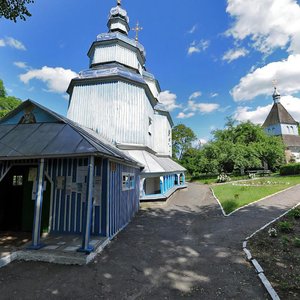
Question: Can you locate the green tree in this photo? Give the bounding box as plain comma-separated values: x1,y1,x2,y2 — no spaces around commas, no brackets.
183,120,286,175
0,79,22,118
0,0,34,22
172,124,197,160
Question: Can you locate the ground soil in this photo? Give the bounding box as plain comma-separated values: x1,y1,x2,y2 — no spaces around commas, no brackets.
248,211,300,299
0,231,31,257
0,183,299,299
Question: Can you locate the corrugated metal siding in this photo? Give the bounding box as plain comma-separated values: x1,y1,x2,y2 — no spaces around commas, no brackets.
153,114,172,156
93,45,117,65
108,162,139,237
68,81,154,148
92,45,140,70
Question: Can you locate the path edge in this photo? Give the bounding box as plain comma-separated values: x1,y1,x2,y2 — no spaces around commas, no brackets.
210,183,300,217
243,202,300,300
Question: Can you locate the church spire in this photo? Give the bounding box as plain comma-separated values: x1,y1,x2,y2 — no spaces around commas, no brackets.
108,0,130,35
272,86,281,104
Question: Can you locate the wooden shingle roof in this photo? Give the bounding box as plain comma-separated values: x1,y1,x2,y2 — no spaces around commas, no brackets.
262,103,298,127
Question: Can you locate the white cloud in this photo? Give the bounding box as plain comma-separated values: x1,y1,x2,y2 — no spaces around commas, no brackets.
234,95,300,123
226,0,300,54
20,66,77,94
188,40,210,55
231,54,300,101
158,90,181,112
177,112,195,119
0,37,26,50
188,24,197,34
14,61,29,69
234,105,272,124
222,48,249,62
210,93,219,98
188,100,220,113
189,91,202,100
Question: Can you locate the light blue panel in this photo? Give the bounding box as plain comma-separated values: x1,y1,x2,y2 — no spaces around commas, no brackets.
2,106,58,125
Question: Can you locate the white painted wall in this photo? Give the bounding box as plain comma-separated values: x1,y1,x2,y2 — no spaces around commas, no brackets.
265,124,299,136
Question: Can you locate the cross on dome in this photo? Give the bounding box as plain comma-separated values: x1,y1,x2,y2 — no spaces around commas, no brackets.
117,0,121,6
133,21,143,41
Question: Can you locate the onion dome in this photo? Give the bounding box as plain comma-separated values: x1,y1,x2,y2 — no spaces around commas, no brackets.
107,1,130,35
273,87,281,103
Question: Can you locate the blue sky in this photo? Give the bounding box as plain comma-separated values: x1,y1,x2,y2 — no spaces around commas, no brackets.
1,0,300,144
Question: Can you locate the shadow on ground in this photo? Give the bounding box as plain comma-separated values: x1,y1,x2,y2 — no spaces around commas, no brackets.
0,183,298,299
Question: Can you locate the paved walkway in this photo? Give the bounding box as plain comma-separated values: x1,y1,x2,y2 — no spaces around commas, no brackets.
0,183,299,299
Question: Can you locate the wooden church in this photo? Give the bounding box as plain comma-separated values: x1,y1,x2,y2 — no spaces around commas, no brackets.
67,1,186,200
263,87,300,162
0,1,185,254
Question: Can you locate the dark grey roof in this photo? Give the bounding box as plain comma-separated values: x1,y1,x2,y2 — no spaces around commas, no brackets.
282,135,300,147
263,103,298,127
0,100,138,165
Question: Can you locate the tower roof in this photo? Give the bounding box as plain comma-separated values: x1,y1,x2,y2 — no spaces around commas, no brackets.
263,102,298,127
107,1,130,35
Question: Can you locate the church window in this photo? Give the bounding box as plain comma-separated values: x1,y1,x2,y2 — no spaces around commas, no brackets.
287,126,291,133
291,126,294,134
122,173,135,191
148,117,153,136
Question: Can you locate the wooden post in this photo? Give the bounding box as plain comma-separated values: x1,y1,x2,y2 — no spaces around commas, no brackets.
29,158,45,250
78,156,95,253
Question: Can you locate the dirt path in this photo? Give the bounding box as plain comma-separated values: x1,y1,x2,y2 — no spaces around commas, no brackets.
0,183,299,299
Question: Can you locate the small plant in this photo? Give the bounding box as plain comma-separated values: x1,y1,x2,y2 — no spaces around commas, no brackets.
288,208,300,219
268,227,278,237
278,221,293,233
281,235,290,247
204,180,209,185
234,193,239,200
293,237,300,248
217,173,231,183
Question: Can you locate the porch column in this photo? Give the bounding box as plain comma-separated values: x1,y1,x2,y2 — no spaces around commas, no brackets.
177,174,180,185
160,176,164,194
140,178,146,197
30,158,45,249
78,156,95,254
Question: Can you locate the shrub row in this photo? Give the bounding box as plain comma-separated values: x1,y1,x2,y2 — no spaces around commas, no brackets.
280,163,300,175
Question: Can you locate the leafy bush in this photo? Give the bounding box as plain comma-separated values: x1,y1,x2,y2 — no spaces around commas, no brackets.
277,221,294,233
288,208,300,219
280,163,300,176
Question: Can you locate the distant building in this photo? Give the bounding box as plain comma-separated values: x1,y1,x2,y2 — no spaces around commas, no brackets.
67,1,186,200
263,88,300,162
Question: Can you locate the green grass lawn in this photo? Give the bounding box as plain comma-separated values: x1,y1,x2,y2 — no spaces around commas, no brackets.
212,175,300,214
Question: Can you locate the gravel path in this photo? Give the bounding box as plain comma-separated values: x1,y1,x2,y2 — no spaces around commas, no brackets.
0,183,299,299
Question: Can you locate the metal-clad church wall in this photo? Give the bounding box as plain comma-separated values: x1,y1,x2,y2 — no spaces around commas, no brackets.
68,81,154,148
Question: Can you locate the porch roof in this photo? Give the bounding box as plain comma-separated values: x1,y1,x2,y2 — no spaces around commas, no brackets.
124,150,186,175
0,100,138,165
